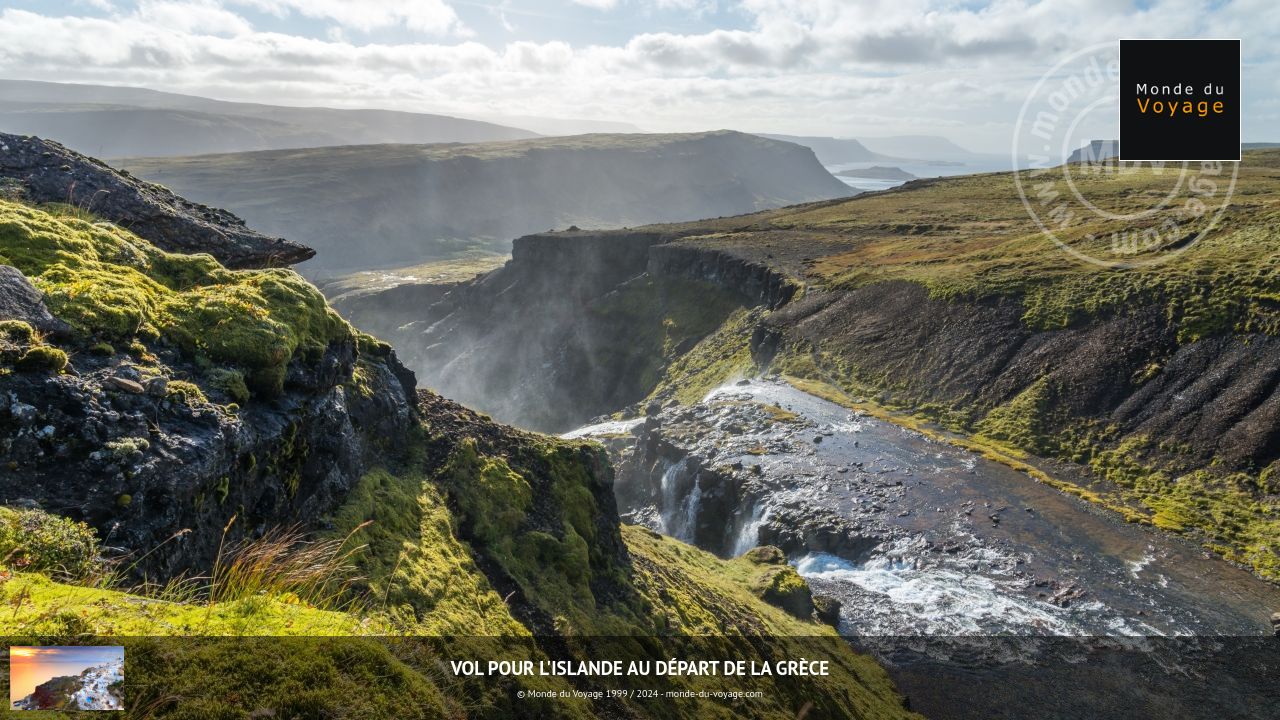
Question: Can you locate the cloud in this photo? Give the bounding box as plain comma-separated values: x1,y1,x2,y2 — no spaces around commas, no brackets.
137,0,253,36
228,0,467,35
0,1,1274,151
569,0,620,9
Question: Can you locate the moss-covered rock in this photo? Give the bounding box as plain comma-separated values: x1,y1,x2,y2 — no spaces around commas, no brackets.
0,318,35,344
13,345,67,373
0,199,353,399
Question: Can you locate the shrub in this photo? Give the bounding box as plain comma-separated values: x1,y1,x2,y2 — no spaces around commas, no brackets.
14,346,67,373
0,507,100,580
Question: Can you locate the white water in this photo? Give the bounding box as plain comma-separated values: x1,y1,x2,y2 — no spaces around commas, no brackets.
658,458,689,537
560,417,644,439
732,504,768,557
795,551,1085,635
676,477,702,543
1127,547,1156,578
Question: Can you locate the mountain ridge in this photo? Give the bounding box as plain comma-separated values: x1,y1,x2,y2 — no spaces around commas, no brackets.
119,130,856,274
0,78,538,157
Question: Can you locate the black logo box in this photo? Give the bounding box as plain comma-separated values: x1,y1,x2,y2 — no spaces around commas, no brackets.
1119,39,1240,161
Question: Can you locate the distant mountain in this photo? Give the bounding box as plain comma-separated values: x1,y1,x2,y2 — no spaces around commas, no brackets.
757,134,889,164
0,79,536,156
857,135,977,161
1068,140,1119,163
120,130,855,275
472,115,643,135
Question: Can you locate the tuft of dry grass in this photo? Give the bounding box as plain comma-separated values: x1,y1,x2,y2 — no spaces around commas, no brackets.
208,517,372,611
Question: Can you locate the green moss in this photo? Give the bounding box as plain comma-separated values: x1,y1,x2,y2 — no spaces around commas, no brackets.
346,362,376,399
0,319,35,344
88,341,115,356
446,439,532,545
0,507,100,580
270,422,308,497
750,564,814,619
207,367,250,404
14,345,67,373
327,467,528,636
356,331,393,358
647,308,758,406
0,199,356,399
165,379,207,405
975,377,1057,455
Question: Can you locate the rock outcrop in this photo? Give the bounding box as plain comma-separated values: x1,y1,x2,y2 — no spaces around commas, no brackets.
0,145,408,575
0,133,313,268
0,265,70,337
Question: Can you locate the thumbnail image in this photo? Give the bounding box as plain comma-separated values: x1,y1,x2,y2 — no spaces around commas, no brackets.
10,646,123,711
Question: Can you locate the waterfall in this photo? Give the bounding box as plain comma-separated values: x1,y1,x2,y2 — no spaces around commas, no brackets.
658,458,689,535
731,504,768,557
676,477,702,543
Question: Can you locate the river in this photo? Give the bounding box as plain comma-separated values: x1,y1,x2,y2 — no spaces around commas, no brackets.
568,377,1280,718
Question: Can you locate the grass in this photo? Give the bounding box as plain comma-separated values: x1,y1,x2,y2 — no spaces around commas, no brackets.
686,154,1280,342
208,519,371,611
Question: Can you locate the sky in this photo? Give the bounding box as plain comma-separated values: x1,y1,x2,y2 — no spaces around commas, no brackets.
0,0,1275,153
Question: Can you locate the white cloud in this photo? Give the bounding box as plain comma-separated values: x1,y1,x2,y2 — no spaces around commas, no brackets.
229,0,467,35
137,1,253,36
569,0,620,10
0,1,1274,151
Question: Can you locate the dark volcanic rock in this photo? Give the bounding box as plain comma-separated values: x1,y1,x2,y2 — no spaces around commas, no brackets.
0,133,313,268
0,335,419,578
0,264,70,337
